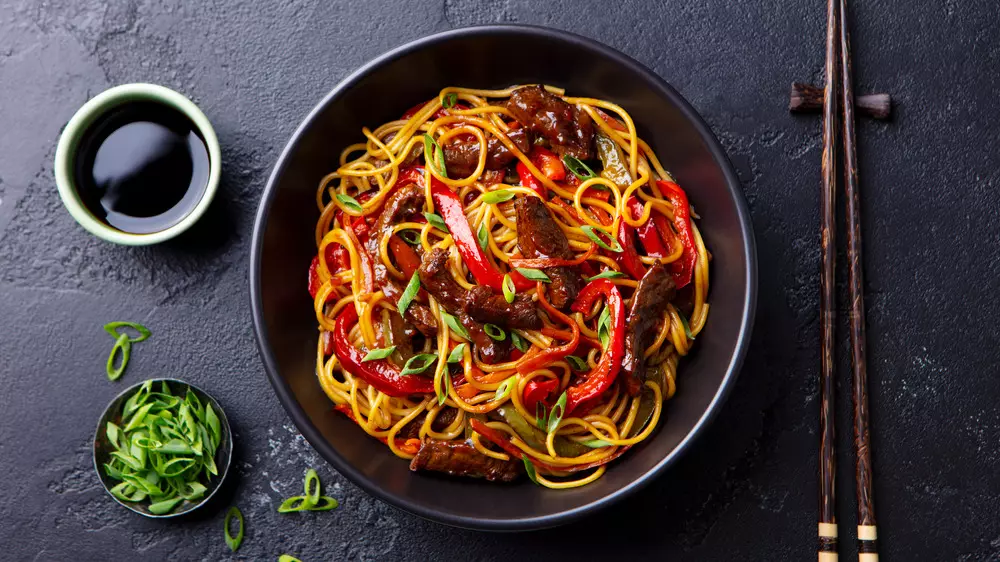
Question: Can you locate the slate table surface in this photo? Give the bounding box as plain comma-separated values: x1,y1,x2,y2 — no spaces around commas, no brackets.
2,0,998,560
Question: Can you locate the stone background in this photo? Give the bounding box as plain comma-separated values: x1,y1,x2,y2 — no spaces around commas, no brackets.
2,0,998,560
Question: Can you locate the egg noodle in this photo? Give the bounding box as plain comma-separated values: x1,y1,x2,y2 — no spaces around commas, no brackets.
310,85,710,488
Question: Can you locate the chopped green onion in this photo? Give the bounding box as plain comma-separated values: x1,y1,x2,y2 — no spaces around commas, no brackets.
149,496,183,515
277,495,308,513
102,381,225,515
442,92,458,109
362,346,396,362
597,307,612,349
580,439,614,448
436,374,451,406
511,331,530,353
303,469,321,507
441,311,470,340
279,556,303,562
586,270,626,281
483,323,506,341
502,274,515,303
476,221,489,251
397,273,421,317
547,391,568,434
494,376,516,401
515,267,551,283
447,343,466,363
106,333,131,381
562,155,596,180
398,229,420,244
678,309,695,340
481,189,516,205
422,133,448,178
423,212,449,233
523,457,540,485
103,321,151,342
224,506,244,551
535,402,548,430
400,354,438,376
565,355,588,371
581,225,623,253
335,193,364,214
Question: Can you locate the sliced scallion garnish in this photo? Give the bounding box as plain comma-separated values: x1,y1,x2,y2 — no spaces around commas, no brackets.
581,225,623,253
335,193,363,214
441,312,470,340
515,267,551,283
447,343,466,364
400,354,438,377
597,307,612,349
277,469,339,513
398,229,420,245
494,376,516,401
586,270,626,281
103,321,151,342
362,346,396,362
442,92,458,109
397,273,421,317
106,333,131,381
502,274,515,303
562,155,596,180
678,309,695,340
481,189,515,205
523,457,540,485
580,439,614,448
477,221,489,251
483,323,506,341
511,331,530,353
422,133,448,178
423,212,449,233
565,355,588,371
546,391,568,434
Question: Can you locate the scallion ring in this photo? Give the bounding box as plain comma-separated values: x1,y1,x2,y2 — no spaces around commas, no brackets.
546,391,568,434
442,92,458,109
441,312,470,340
103,321,151,342
447,343,466,364
502,274,516,303
523,457,540,485
476,221,489,251
362,346,396,362
494,376,516,402
224,506,244,552
481,189,515,205
303,468,321,507
397,229,420,245
422,133,448,178
423,212,449,233
106,333,131,381
586,270,625,281
515,267,551,283
400,353,438,376
483,323,506,341
511,331,530,353
565,355,588,371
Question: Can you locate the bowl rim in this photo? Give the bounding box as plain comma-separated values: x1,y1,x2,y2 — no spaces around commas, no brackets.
92,377,234,518
249,23,757,531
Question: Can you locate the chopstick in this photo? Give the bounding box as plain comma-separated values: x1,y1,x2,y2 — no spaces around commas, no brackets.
837,0,879,560
816,0,840,560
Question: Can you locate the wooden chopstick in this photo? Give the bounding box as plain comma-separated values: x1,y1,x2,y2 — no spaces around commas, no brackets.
817,0,841,559
837,0,879,560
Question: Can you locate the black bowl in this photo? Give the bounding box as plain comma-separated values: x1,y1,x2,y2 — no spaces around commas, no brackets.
250,25,756,531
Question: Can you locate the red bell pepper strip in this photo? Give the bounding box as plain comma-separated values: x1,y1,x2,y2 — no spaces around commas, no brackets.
332,306,435,397
522,378,558,411
334,404,421,455
428,178,535,292
613,219,646,280
516,283,581,375
566,279,625,415
627,197,669,257
531,146,566,181
308,243,350,300
388,235,421,278
656,180,697,288
516,161,546,199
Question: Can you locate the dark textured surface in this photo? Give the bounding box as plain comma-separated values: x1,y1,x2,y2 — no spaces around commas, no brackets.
1,0,997,560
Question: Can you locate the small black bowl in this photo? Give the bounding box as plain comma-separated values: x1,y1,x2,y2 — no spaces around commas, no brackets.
250,25,756,531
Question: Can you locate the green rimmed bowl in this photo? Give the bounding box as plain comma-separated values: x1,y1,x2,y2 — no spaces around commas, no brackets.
93,378,233,518
54,83,221,245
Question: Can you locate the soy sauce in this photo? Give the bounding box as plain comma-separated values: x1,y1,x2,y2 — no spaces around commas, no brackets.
74,102,210,234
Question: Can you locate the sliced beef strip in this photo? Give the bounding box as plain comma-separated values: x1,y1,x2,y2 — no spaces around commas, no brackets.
514,197,585,310
622,264,677,396
409,439,523,482
465,285,541,330
506,85,595,160
365,183,438,337
443,127,531,178
417,248,512,364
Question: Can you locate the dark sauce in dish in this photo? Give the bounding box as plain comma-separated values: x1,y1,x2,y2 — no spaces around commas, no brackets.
74,102,210,234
